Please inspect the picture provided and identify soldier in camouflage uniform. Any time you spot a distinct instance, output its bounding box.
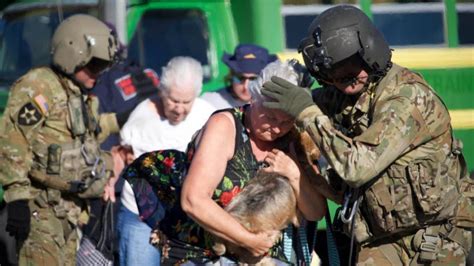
[262,5,473,265]
[0,14,123,265]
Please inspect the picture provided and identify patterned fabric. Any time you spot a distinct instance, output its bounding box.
[124,150,189,231]
[76,237,113,266]
[123,106,290,264]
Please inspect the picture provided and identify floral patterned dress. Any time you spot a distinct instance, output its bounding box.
[122,106,289,265]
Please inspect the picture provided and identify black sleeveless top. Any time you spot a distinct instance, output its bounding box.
[123,105,289,264]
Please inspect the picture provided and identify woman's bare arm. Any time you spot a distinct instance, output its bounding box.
[180,112,275,256]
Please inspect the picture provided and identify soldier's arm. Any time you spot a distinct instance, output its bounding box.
[96,113,121,143]
[0,77,48,202]
[84,93,119,143]
[299,84,430,188]
[0,132,33,202]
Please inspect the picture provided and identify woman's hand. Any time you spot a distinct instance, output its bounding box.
[104,145,134,202]
[243,230,280,257]
[111,145,134,177]
[263,149,301,186]
[103,182,116,202]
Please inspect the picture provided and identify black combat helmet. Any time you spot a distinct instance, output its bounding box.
[298,5,392,81]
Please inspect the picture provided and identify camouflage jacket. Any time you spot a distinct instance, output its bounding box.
[0,67,119,204]
[298,64,469,242]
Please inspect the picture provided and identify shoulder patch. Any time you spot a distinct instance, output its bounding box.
[115,73,137,101]
[17,102,43,126]
[33,94,49,115]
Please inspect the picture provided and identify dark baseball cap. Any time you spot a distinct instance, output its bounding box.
[222,44,278,75]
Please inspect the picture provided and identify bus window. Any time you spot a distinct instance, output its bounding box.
[282,3,474,49]
[458,3,474,45]
[127,9,211,81]
[373,3,444,46]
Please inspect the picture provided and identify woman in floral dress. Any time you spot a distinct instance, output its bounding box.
[122,60,326,265]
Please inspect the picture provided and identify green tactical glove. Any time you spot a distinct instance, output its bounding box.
[262,76,315,118]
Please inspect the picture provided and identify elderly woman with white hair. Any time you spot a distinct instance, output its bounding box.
[116,56,215,266]
[120,60,326,265]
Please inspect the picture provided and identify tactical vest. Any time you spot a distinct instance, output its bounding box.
[340,65,472,244]
[30,69,112,209]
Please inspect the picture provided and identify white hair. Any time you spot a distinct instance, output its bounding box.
[248,59,307,103]
[159,56,203,96]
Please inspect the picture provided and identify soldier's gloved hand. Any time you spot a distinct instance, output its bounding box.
[262,76,315,118]
[6,200,31,242]
[69,180,87,194]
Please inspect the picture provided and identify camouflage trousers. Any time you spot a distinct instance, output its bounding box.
[19,202,78,266]
[357,225,472,266]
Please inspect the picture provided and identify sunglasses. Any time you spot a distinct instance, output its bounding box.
[232,75,258,84]
[320,73,368,85]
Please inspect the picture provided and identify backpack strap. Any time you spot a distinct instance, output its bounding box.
[283,225,294,262]
[298,223,312,265]
[325,203,341,266]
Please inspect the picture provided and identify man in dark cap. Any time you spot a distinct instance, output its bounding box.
[201,44,278,109]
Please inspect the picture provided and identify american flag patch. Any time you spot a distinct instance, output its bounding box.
[33,94,49,115]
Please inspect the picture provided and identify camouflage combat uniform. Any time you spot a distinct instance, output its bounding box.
[0,67,119,265]
[297,64,473,265]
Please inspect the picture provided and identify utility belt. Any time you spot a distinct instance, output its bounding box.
[334,186,456,246]
[411,222,470,262]
[32,189,83,218]
[29,195,82,245]
[377,222,469,263]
